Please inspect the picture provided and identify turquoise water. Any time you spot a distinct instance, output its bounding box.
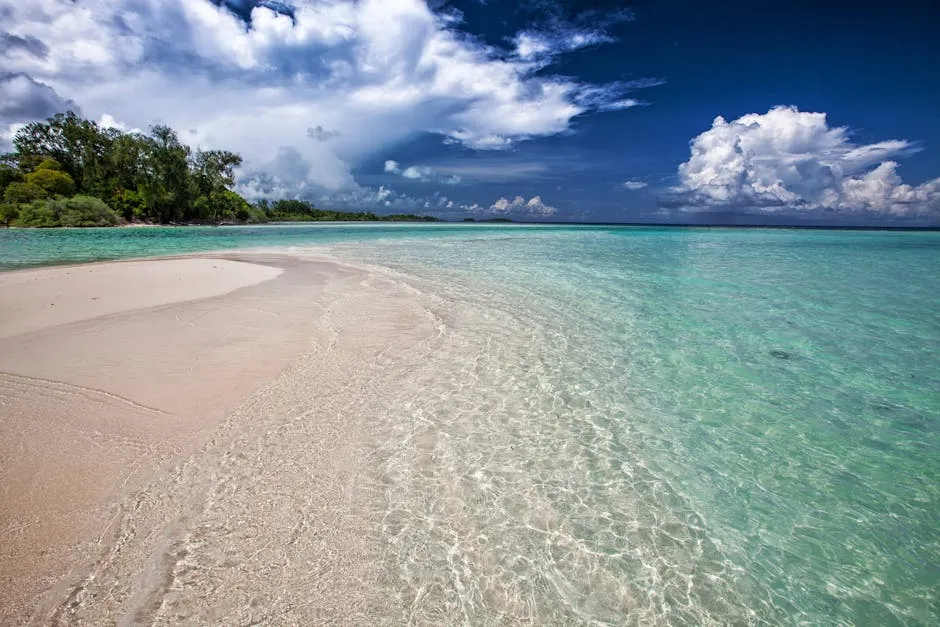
[2,225,938,623]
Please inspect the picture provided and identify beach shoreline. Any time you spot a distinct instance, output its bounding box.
[0,250,437,623]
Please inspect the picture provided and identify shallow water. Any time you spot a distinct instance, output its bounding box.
[3,225,939,623]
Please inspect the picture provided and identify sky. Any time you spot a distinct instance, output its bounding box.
[1,0,939,224]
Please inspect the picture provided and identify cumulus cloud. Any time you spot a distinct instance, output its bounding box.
[623,180,648,190]
[668,105,940,219]
[0,0,654,203]
[484,195,558,217]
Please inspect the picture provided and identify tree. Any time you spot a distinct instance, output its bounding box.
[191,150,242,197]
[3,181,45,204]
[12,112,112,193]
[138,125,192,223]
[0,203,19,227]
[0,112,439,227]
[0,164,21,196]
[110,188,146,221]
[194,190,251,223]
[25,159,76,196]
[108,133,150,192]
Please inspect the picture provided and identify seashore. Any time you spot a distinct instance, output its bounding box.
[0,251,437,624]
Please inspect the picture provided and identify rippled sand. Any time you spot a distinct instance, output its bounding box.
[0,253,438,624]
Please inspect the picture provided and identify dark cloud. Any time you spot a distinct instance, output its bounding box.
[0,33,49,59]
[0,73,79,123]
[208,0,295,24]
[306,125,341,141]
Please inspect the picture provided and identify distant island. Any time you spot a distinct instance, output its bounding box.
[0,112,437,228]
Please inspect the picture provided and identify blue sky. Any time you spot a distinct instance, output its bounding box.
[2,0,938,224]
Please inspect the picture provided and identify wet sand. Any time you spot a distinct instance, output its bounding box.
[0,252,436,624]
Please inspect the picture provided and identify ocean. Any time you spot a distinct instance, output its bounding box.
[2,224,938,623]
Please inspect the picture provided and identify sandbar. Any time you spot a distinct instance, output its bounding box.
[0,252,434,623]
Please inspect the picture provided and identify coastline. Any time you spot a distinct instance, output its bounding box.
[0,250,438,623]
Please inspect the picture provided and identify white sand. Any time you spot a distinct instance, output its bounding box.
[0,252,435,623]
[0,258,282,338]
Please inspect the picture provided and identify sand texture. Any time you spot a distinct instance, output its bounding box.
[0,253,436,624]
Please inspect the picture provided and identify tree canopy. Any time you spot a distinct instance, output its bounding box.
[0,112,258,226]
[0,111,438,228]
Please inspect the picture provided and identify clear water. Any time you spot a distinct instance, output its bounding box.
[2,225,938,623]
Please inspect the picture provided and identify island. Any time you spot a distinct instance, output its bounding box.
[0,112,438,227]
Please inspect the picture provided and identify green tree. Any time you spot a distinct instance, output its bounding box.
[3,181,46,204]
[191,150,242,195]
[110,188,146,221]
[107,133,150,192]
[0,163,22,197]
[138,125,192,223]
[0,203,19,226]
[12,112,113,194]
[193,190,251,223]
[25,159,76,196]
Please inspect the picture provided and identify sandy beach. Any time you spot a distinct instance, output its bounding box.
[0,252,436,624]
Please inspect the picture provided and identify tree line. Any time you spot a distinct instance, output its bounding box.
[0,112,436,227]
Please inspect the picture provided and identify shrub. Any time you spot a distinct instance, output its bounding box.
[0,203,19,226]
[14,200,60,227]
[57,195,120,227]
[14,196,120,227]
[241,204,269,224]
[3,181,45,204]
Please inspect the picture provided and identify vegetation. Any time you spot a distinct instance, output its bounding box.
[16,196,119,227]
[0,112,437,227]
[257,199,437,222]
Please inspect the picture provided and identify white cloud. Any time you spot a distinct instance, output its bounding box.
[484,194,558,217]
[428,160,550,183]
[600,98,641,111]
[512,29,611,61]
[0,0,650,199]
[385,160,461,184]
[97,113,144,134]
[402,166,432,180]
[513,33,553,60]
[511,8,634,63]
[670,106,940,218]
[623,180,648,190]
